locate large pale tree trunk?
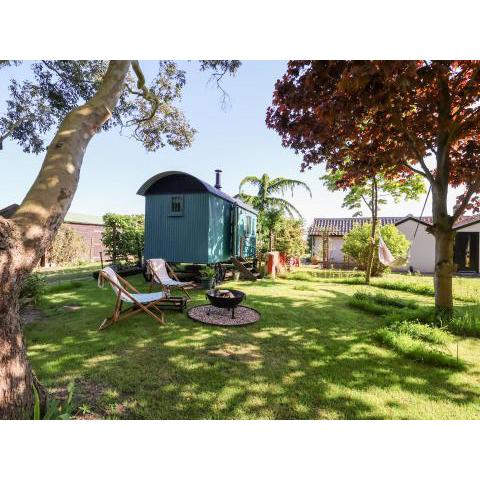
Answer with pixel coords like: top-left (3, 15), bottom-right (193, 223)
top-left (0, 61), bottom-right (131, 419)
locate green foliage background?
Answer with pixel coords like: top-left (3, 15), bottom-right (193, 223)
top-left (102, 214), bottom-right (145, 265)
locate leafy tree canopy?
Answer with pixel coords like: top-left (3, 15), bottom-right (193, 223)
top-left (322, 168), bottom-right (426, 217)
top-left (266, 60), bottom-right (480, 217)
top-left (0, 60), bottom-right (240, 153)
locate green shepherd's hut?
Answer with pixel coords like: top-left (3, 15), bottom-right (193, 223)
top-left (137, 170), bottom-right (257, 268)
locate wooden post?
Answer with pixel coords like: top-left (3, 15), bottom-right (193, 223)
top-left (112, 222), bottom-right (117, 265)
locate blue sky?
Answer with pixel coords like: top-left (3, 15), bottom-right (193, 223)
top-left (0, 61), bottom-right (447, 226)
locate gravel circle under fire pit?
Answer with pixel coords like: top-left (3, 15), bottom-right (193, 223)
top-left (187, 304), bottom-right (261, 326)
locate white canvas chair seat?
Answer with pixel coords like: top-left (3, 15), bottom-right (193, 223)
top-left (159, 278), bottom-right (191, 287)
top-left (147, 258), bottom-right (194, 299)
top-left (126, 292), bottom-right (167, 304)
top-left (97, 266), bottom-right (166, 330)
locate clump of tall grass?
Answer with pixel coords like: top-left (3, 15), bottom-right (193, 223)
top-left (353, 291), bottom-right (418, 309)
top-left (375, 326), bottom-right (464, 370)
top-left (371, 279), bottom-right (435, 297)
top-left (389, 321), bottom-right (453, 345)
top-left (383, 306), bottom-right (435, 326)
top-left (348, 297), bottom-right (396, 316)
top-left (447, 311), bottom-right (480, 338)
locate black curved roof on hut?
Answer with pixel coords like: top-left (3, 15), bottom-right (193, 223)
top-left (138, 171), bottom-right (257, 263)
top-left (137, 171), bottom-right (257, 214)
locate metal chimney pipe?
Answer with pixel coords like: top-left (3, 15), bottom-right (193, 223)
top-left (214, 169), bottom-right (222, 190)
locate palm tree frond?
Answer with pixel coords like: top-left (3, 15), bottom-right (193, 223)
top-left (267, 178), bottom-right (312, 198)
top-left (238, 176), bottom-right (262, 193)
top-left (266, 197), bottom-right (303, 218)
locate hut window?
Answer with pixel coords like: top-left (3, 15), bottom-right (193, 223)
top-left (169, 195), bottom-right (184, 216)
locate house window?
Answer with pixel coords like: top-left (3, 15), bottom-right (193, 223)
top-left (169, 195), bottom-right (184, 216)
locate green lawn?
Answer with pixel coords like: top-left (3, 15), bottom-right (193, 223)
top-left (24, 272), bottom-right (480, 419)
top-left (37, 262), bottom-right (102, 284)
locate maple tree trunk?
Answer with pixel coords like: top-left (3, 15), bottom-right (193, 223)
top-left (0, 61), bottom-right (131, 419)
top-left (431, 183), bottom-right (454, 313)
top-left (365, 178), bottom-right (378, 285)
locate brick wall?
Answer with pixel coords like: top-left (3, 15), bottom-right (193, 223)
top-left (66, 222), bottom-right (105, 261)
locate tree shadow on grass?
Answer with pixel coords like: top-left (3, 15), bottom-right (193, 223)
top-left (24, 278), bottom-right (480, 419)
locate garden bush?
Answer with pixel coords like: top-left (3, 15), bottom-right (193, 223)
top-left (20, 272), bottom-right (47, 304)
top-left (342, 223), bottom-right (410, 276)
top-left (103, 213), bottom-right (144, 265)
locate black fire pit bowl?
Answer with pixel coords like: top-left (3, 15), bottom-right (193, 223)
top-left (206, 289), bottom-right (246, 318)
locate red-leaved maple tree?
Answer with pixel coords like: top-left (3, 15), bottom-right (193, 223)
top-left (266, 61), bottom-right (480, 311)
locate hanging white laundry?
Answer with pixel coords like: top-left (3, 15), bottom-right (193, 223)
top-left (378, 234), bottom-right (395, 266)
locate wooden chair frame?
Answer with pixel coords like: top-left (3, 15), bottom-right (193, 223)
top-left (98, 270), bottom-right (167, 331)
top-left (147, 259), bottom-right (195, 299)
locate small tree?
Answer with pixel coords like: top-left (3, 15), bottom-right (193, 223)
top-left (342, 223), bottom-right (410, 277)
top-left (47, 224), bottom-right (88, 266)
top-left (322, 169), bottom-right (425, 283)
top-left (274, 218), bottom-right (306, 260)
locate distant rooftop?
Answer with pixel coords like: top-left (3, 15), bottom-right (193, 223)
top-left (64, 212), bottom-right (104, 225)
top-left (0, 204), bottom-right (104, 225)
top-left (309, 214), bottom-right (480, 236)
top-left (308, 217), bottom-right (404, 236)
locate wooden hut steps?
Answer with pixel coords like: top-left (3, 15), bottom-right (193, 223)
top-left (230, 256), bottom-right (260, 281)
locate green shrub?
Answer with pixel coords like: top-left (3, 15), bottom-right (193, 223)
top-left (103, 213), bottom-right (144, 265)
top-left (342, 223), bottom-right (410, 276)
top-left (274, 218), bottom-right (307, 259)
top-left (375, 327), bottom-right (464, 370)
top-left (21, 273), bottom-right (47, 304)
top-left (199, 265), bottom-right (216, 278)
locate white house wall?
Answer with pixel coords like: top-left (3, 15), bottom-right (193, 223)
top-left (329, 237), bottom-right (345, 263)
top-left (396, 220), bottom-right (435, 273)
top-left (311, 235), bottom-right (345, 263)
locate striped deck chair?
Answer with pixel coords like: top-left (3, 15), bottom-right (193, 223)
top-left (98, 266), bottom-right (167, 330)
top-left (146, 258), bottom-right (195, 299)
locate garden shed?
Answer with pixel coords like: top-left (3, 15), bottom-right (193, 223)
top-left (137, 170), bottom-right (257, 265)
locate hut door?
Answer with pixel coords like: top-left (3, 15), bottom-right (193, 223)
top-left (230, 207), bottom-right (238, 257)
top-left (454, 232), bottom-right (479, 272)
